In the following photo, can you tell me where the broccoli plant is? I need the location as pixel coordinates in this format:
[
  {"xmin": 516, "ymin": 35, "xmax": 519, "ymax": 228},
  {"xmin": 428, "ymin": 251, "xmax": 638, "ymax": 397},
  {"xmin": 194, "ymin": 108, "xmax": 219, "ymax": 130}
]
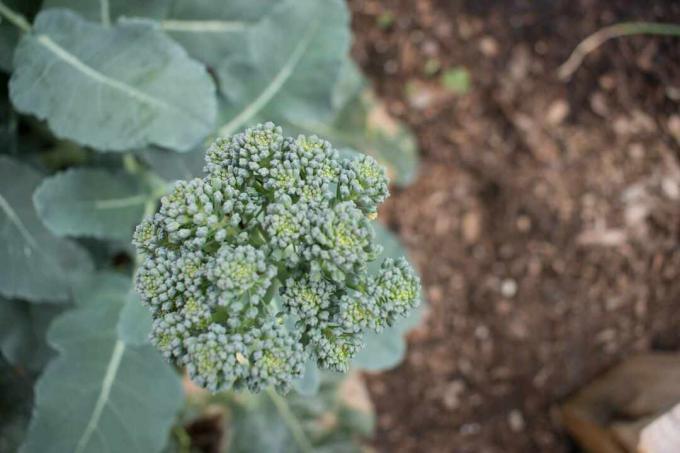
[
  {"xmin": 0, "ymin": 0, "xmax": 423, "ymax": 451},
  {"xmin": 134, "ymin": 123, "xmax": 420, "ymax": 393}
]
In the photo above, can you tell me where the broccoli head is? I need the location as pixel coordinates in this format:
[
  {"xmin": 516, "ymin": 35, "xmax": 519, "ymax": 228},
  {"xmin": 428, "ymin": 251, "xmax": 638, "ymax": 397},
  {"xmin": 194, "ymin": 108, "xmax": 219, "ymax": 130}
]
[{"xmin": 133, "ymin": 123, "xmax": 420, "ymax": 392}]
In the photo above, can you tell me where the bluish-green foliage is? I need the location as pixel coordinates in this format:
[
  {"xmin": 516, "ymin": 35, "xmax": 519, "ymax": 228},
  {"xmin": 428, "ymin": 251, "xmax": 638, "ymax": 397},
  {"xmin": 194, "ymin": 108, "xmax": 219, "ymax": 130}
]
[
  {"xmin": 134, "ymin": 123, "xmax": 420, "ymax": 392},
  {"xmin": 0, "ymin": 0, "xmax": 423, "ymax": 451}
]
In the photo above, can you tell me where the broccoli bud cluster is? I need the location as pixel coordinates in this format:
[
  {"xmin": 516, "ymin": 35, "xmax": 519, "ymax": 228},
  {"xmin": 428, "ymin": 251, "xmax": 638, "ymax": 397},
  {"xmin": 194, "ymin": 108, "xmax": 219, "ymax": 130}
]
[{"xmin": 133, "ymin": 123, "xmax": 420, "ymax": 392}]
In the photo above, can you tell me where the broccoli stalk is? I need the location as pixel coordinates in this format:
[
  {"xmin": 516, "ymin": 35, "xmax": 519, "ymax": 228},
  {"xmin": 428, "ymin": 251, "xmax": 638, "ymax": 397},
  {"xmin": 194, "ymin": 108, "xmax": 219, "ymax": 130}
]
[{"xmin": 133, "ymin": 123, "xmax": 420, "ymax": 393}]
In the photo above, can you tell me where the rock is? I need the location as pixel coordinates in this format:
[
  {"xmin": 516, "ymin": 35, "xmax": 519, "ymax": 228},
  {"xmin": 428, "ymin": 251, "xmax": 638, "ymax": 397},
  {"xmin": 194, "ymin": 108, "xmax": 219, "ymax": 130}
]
[
  {"xmin": 546, "ymin": 99, "xmax": 570, "ymax": 125},
  {"xmin": 509, "ymin": 409, "xmax": 525, "ymax": 432}
]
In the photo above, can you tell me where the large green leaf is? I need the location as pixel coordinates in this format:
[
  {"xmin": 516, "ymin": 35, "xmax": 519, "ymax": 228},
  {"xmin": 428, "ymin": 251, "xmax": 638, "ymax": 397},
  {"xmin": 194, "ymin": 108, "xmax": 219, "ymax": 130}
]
[
  {"xmin": 71, "ymin": 271, "xmax": 151, "ymax": 345},
  {"xmin": 33, "ymin": 168, "xmax": 150, "ymax": 241},
  {"xmin": 0, "ymin": 156, "xmax": 93, "ymax": 303},
  {"xmin": 39, "ymin": 0, "xmax": 268, "ymax": 70},
  {"xmin": 0, "ymin": 297, "xmax": 62, "ymax": 372},
  {"xmin": 117, "ymin": 293, "xmax": 152, "ymax": 346},
  {"xmin": 217, "ymin": 0, "xmax": 350, "ymax": 137},
  {"xmin": 140, "ymin": 146, "xmax": 206, "ymax": 181},
  {"xmin": 162, "ymin": 0, "xmax": 271, "ymax": 69},
  {"xmin": 42, "ymin": 0, "xmax": 171, "ymax": 22},
  {"xmin": 20, "ymin": 273, "xmax": 183, "ymax": 453},
  {"xmin": 10, "ymin": 9, "xmax": 216, "ymax": 152},
  {"xmin": 73, "ymin": 270, "xmax": 130, "ymax": 306}
]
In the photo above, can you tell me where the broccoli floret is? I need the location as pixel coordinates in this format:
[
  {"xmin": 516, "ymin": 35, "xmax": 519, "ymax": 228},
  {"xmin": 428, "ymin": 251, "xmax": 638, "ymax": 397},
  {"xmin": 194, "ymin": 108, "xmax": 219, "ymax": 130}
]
[
  {"xmin": 312, "ymin": 326, "xmax": 364, "ymax": 373},
  {"xmin": 339, "ymin": 154, "xmax": 389, "ymax": 214},
  {"xmin": 134, "ymin": 122, "xmax": 420, "ymax": 393},
  {"xmin": 370, "ymin": 257, "xmax": 421, "ymax": 323}
]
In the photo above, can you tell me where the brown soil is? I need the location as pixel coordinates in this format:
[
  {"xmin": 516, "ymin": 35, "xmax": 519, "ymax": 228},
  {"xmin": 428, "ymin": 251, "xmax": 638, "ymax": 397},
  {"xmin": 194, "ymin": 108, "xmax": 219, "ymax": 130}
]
[{"xmin": 348, "ymin": 1, "xmax": 680, "ymax": 451}]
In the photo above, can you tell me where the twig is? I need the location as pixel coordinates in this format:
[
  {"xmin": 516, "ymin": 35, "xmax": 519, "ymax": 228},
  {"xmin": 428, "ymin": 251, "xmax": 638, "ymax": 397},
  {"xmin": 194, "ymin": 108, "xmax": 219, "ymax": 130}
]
[{"xmin": 558, "ymin": 22, "xmax": 680, "ymax": 81}]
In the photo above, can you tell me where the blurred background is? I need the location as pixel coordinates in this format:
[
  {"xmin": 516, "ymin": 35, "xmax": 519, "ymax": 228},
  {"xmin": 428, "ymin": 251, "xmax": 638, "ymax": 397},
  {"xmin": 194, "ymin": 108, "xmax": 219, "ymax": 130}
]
[{"xmin": 347, "ymin": 1, "xmax": 680, "ymax": 452}]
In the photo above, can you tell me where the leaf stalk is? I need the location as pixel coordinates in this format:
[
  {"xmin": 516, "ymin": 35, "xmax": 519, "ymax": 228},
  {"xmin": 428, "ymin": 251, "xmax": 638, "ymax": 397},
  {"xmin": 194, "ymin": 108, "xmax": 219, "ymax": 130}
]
[{"xmin": 0, "ymin": 1, "xmax": 31, "ymax": 33}]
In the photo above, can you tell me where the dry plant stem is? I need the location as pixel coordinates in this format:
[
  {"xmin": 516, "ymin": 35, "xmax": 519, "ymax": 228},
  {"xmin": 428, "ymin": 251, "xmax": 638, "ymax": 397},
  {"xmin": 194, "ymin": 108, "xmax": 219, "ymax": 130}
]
[{"xmin": 558, "ymin": 22, "xmax": 680, "ymax": 80}]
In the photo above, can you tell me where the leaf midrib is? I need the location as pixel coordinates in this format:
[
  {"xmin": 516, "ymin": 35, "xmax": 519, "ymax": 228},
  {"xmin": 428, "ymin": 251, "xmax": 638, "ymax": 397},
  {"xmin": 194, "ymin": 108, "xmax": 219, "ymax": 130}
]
[
  {"xmin": 160, "ymin": 19, "xmax": 249, "ymax": 33},
  {"xmin": 34, "ymin": 32, "xmax": 209, "ymax": 128},
  {"xmin": 0, "ymin": 191, "xmax": 39, "ymax": 250},
  {"xmin": 92, "ymin": 194, "xmax": 148, "ymax": 210},
  {"xmin": 218, "ymin": 19, "xmax": 320, "ymax": 137},
  {"xmin": 74, "ymin": 339, "xmax": 126, "ymax": 453}
]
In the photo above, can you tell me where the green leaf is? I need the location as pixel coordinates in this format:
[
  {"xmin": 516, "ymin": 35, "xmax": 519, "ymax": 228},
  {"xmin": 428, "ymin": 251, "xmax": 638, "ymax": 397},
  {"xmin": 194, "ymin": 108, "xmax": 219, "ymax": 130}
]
[
  {"xmin": 10, "ymin": 9, "xmax": 216, "ymax": 152},
  {"xmin": 353, "ymin": 326, "xmax": 406, "ymax": 372},
  {"xmin": 440, "ymin": 67, "xmax": 471, "ymax": 94},
  {"xmin": 39, "ymin": 0, "xmax": 268, "ymax": 70},
  {"xmin": 20, "ymin": 273, "xmax": 183, "ymax": 453},
  {"xmin": 73, "ymin": 270, "xmax": 130, "ymax": 306},
  {"xmin": 141, "ymin": 146, "xmax": 205, "ymax": 181},
  {"xmin": 117, "ymin": 293, "xmax": 152, "ymax": 346},
  {"xmin": 42, "ymin": 0, "xmax": 171, "ymax": 22},
  {"xmin": 0, "ymin": 297, "xmax": 62, "ymax": 372},
  {"xmin": 0, "ymin": 156, "xmax": 93, "ymax": 303},
  {"xmin": 161, "ymin": 0, "xmax": 271, "ymax": 69},
  {"xmin": 33, "ymin": 168, "xmax": 150, "ymax": 241},
  {"xmin": 217, "ymin": 0, "xmax": 350, "ymax": 137}
]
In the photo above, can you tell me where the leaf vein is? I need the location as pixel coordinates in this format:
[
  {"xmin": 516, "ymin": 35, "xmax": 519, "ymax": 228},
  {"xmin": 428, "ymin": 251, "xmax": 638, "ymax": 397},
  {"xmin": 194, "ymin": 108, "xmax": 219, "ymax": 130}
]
[
  {"xmin": 218, "ymin": 20, "xmax": 319, "ymax": 137},
  {"xmin": 35, "ymin": 34, "xmax": 208, "ymax": 129},
  {"xmin": 0, "ymin": 191, "xmax": 38, "ymax": 250},
  {"xmin": 74, "ymin": 339, "xmax": 126, "ymax": 453},
  {"xmin": 160, "ymin": 19, "xmax": 248, "ymax": 33}
]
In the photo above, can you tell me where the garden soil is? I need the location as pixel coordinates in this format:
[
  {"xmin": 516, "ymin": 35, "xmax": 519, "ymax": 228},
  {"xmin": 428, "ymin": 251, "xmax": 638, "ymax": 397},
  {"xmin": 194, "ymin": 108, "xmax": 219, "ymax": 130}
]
[{"xmin": 347, "ymin": 0, "xmax": 680, "ymax": 451}]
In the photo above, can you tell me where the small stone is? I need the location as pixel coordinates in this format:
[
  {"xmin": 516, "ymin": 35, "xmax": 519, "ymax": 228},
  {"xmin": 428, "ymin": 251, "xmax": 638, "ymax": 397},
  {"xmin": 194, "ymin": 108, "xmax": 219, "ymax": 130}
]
[
  {"xmin": 474, "ymin": 325, "xmax": 490, "ymax": 340},
  {"xmin": 628, "ymin": 143, "xmax": 645, "ymax": 160},
  {"xmin": 500, "ymin": 279, "xmax": 518, "ymax": 298},
  {"xmin": 590, "ymin": 92, "xmax": 608, "ymax": 117},
  {"xmin": 479, "ymin": 36, "xmax": 499, "ymax": 57},
  {"xmin": 462, "ymin": 210, "xmax": 481, "ymax": 243},
  {"xmin": 508, "ymin": 410, "xmax": 525, "ymax": 432},
  {"xmin": 598, "ymin": 74, "xmax": 616, "ymax": 91},
  {"xmin": 428, "ymin": 285, "xmax": 443, "ymax": 303},
  {"xmin": 405, "ymin": 80, "xmax": 436, "ymax": 110},
  {"xmin": 661, "ymin": 177, "xmax": 680, "ymax": 200},
  {"xmin": 516, "ymin": 215, "xmax": 531, "ymax": 232},
  {"xmin": 384, "ymin": 59, "xmax": 399, "ymax": 75},
  {"xmin": 546, "ymin": 99, "xmax": 569, "ymax": 125},
  {"xmin": 442, "ymin": 380, "xmax": 466, "ymax": 410}
]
